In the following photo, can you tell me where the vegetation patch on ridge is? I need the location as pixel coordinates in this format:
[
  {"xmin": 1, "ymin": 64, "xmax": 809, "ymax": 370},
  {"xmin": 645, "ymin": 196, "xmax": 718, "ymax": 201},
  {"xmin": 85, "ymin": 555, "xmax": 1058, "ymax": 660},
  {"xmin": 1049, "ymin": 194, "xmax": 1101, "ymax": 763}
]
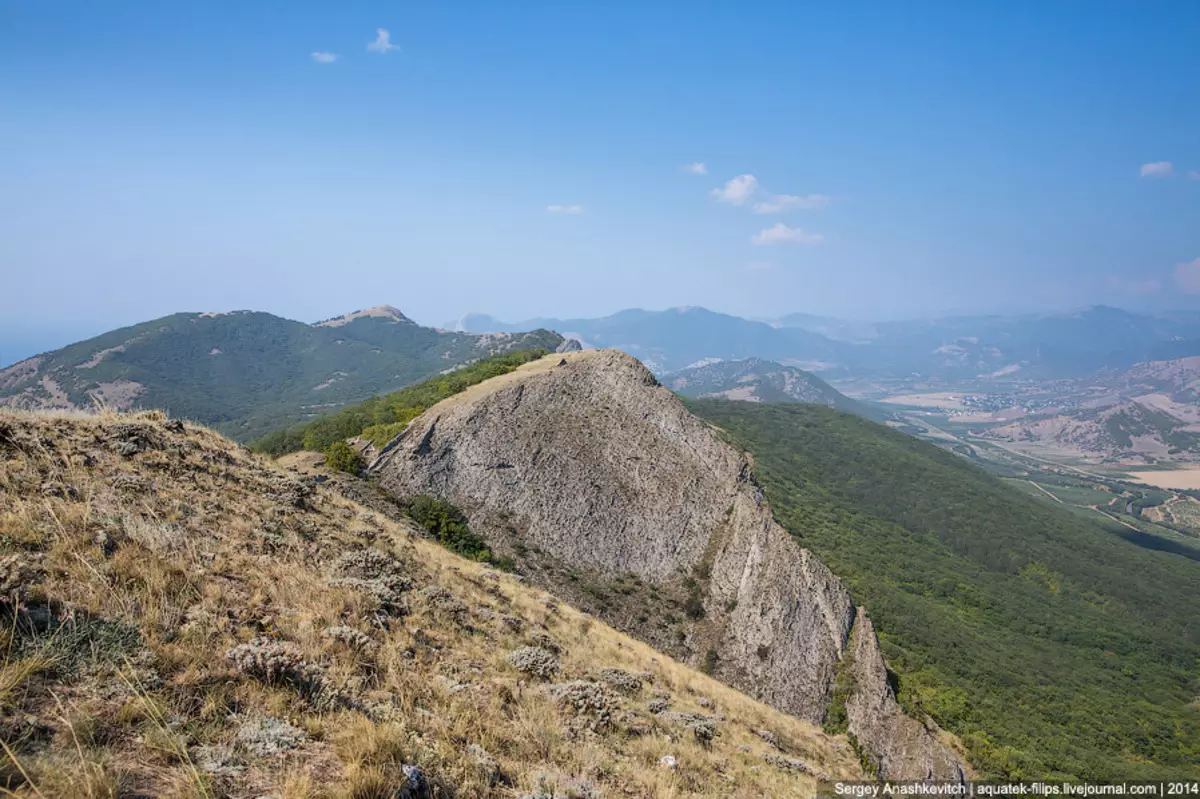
[
  {"xmin": 402, "ymin": 494, "xmax": 496, "ymax": 565},
  {"xmin": 252, "ymin": 349, "xmax": 550, "ymax": 457}
]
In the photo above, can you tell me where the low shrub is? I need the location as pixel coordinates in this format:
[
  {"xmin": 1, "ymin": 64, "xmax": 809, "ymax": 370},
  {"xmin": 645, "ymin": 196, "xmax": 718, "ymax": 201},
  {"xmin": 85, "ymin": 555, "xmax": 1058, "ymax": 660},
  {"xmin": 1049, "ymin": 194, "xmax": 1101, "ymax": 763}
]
[{"xmin": 325, "ymin": 441, "xmax": 364, "ymax": 474}]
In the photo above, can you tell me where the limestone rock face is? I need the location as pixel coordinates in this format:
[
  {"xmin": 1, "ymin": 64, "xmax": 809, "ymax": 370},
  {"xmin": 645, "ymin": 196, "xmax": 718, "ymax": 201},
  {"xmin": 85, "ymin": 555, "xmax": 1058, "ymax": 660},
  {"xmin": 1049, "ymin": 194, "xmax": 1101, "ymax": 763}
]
[
  {"xmin": 846, "ymin": 610, "xmax": 967, "ymax": 781},
  {"xmin": 370, "ymin": 349, "xmax": 964, "ymax": 778},
  {"xmin": 555, "ymin": 337, "xmax": 584, "ymax": 353}
]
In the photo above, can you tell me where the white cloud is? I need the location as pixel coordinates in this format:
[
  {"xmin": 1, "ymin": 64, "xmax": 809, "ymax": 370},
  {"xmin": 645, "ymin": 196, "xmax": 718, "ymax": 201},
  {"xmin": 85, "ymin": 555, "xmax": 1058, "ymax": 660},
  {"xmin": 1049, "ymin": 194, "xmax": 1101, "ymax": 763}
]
[
  {"xmin": 752, "ymin": 193, "xmax": 830, "ymax": 214},
  {"xmin": 1175, "ymin": 258, "xmax": 1200, "ymax": 293},
  {"xmin": 710, "ymin": 174, "xmax": 758, "ymax": 205},
  {"xmin": 1140, "ymin": 161, "xmax": 1174, "ymax": 178},
  {"xmin": 546, "ymin": 204, "xmax": 584, "ymax": 214},
  {"xmin": 1189, "ymin": 170, "xmax": 1200, "ymax": 181},
  {"xmin": 681, "ymin": 162, "xmax": 708, "ymax": 175},
  {"xmin": 751, "ymin": 223, "xmax": 823, "ymax": 246},
  {"xmin": 311, "ymin": 51, "xmax": 338, "ymax": 64},
  {"xmin": 367, "ymin": 28, "xmax": 398, "ymax": 53}
]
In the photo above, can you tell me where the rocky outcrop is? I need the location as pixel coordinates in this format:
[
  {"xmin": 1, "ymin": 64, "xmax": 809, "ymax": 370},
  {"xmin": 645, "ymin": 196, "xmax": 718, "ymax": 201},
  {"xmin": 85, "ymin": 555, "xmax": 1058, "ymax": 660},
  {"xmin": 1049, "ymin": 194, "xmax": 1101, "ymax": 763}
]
[
  {"xmin": 369, "ymin": 349, "xmax": 965, "ymax": 778},
  {"xmin": 555, "ymin": 337, "xmax": 583, "ymax": 353},
  {"xmin": 845, "ymin": 611, "xmax": 966, "ymax": 781}
]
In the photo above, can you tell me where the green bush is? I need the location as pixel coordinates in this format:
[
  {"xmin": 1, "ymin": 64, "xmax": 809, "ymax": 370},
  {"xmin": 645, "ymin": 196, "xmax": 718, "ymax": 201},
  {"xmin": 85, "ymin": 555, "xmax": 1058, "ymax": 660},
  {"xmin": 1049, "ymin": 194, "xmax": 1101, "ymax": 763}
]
[
  {"xmin": 403, "ymin": 494, "xmax": 492, "ymax": 563},
  {"xmin": 848, "ymin": 733, "xmax": 879, "ymax": 779},
  {"xmin": 823, "ymin": 652, "xmax": 856, "ymax": 734},
  {"xmin": 360, "ymin": 420, "xmax": 414, "ymax": 449},
  {"xmin": 324, "ymin": 441, "xmax": 364, "ymax": 474},
  {"xmin": 252, "ymin": 427, "xmax": 307, "ymax": 457}
]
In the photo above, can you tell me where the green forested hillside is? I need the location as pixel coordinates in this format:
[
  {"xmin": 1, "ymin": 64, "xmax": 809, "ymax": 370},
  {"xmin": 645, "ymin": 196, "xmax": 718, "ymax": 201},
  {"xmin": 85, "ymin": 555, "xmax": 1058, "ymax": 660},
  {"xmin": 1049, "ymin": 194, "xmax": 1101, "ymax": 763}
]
[
  {"xmin": 252, "ymin": 348, "xmax": 551, "ymax": 456},
  {"xmin": 688, "ymin": 400, "xmax": 1200, "ymax": 781},
  {"xmin": 0, "ymin": 308, "xmax": 563, "ymax": 441}
]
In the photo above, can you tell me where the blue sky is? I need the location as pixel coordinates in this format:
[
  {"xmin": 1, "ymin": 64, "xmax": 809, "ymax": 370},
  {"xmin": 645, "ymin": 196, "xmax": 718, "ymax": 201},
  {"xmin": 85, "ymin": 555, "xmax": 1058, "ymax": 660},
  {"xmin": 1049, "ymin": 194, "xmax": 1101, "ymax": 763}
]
[{"xmin": 1, "ymin": 1, "xmax": 1198, "ymax": 361}]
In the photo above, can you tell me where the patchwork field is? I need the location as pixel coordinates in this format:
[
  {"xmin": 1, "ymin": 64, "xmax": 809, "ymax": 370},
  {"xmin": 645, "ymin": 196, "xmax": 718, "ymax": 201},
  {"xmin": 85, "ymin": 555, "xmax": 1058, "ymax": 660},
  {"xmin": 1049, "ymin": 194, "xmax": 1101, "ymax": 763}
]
[{"xmin": 1125, "ymin": 468, "xmax": 1200, "ymax": 491}]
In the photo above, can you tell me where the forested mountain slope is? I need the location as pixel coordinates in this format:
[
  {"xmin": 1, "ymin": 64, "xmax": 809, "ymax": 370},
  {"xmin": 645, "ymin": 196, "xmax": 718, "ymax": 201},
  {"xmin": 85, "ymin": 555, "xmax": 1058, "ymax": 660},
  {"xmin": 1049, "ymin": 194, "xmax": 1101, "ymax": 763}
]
[
  {"xmin": 250, "ymin": 349, "xmax": 555, "ymax": 456},
  {"xmin": 688, "ymin": 401, "xmax": 1200, "ymax": 781},
  {"xmin": 0, "ymin": 307, "xmax": 563, "ymax": 441}
]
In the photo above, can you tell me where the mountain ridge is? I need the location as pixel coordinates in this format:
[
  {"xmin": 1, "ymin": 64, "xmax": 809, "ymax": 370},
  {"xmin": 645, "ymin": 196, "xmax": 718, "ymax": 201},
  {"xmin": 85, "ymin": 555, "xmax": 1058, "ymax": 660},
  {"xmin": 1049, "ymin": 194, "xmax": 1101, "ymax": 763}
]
[
  {"xmin": 450, "ymin": 305, "xmax": 1200, "ymax": 379},
  {"xmin": 449, "ymin": 307, "xmax": 839, "ymax": 373},
  {"xmin": 662, "ymin": 357, "xmax": 878, "ymax": 419},
  {"xmin": 0, "ymin": 308, "xmax": 564, "ymax": 442}
]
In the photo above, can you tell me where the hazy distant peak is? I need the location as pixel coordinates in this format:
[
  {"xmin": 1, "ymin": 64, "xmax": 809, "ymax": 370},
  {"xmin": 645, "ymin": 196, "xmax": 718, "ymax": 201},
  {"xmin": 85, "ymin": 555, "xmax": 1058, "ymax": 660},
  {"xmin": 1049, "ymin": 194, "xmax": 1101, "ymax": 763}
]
[
  {"xmin": 1051, "ymin": 304, "xmax": 1135, "ymax": 320},
  {"xmin": 313, "ymin": 305, "xmax": 412, "ymax": 328},
  {"xmin": 447, "ymin": 312, "xmax": 509, "ymax": 332},
  {"xmin": 664, "ymin": 356, "xmax": 876, "ymax": 419}
]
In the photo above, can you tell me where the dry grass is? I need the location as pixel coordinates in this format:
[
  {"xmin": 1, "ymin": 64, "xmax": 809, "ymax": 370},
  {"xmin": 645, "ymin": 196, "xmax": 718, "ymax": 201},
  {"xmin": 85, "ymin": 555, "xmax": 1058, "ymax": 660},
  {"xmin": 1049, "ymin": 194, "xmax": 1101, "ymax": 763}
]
[{"xmin": 0, "ymin": 408, "xmax": 864, "ymax": 797}]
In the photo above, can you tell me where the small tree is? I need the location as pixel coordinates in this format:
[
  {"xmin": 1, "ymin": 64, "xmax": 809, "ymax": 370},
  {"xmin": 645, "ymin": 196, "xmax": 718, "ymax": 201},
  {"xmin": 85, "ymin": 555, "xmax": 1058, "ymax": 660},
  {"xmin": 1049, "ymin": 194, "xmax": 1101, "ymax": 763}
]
[
  {"xmin": 325, "ymin": 441, "xmax": 364, "ymax": 474},
  {"xmin": 404, "ymin": 494, "xmax": 493, "ymax": 562}
]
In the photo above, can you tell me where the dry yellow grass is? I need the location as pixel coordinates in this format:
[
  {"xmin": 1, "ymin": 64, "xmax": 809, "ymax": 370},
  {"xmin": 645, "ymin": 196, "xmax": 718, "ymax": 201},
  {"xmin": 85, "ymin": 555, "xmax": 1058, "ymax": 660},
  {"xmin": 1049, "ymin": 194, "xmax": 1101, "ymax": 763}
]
[{"xmin": 0, "ymin": 409, "xmax": 864, "ymax": 797}]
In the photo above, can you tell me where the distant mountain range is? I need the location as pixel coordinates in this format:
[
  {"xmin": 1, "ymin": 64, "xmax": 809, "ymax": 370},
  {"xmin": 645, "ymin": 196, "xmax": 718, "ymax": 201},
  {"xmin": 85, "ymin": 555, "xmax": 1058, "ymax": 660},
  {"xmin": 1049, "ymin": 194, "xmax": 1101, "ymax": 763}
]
[
  {"xmin": 451, "ymin": 305, "xmax": 1200, "ymax": 380},
  {"xmin": 8, "ymin": 302, "xmax": 1200, "ymax": 445},
  {"xmin": 764, "ymin": 312, "xmax": 881, "ymax": 343},
  {"xmin": 449, "ymin": 307, "xmax": 837, "ymax": 373},
  {"xmin": 0, "ymin": 306, "xmax": 564, "ymax": 441},
  {"xmin": 663, "ymin": 357, "xmax": 878, "ymax": 419},
  {"xmin": 843, "ymin": 306, "xmax": 1200, "ymax": 379}
]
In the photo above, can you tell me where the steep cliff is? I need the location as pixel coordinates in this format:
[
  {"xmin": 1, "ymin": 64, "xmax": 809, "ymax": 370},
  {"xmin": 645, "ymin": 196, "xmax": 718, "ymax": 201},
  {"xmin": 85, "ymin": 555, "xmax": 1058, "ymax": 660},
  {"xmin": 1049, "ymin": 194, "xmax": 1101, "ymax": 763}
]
[
  {"xmin": 845, "ymin": 611, "xmax": 966, "ymax": 780},
  {"xmin": 369, "ymin": 349, "xmax": 966, "ymax": 779}
]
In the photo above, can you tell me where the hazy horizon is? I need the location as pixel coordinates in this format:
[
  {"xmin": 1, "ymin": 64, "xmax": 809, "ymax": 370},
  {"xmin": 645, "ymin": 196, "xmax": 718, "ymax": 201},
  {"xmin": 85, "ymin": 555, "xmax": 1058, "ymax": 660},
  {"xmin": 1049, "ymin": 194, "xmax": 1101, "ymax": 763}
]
[
  {"xmin": 2, "ymin": 2, "xmax": 1197, "ymax": 364},
  {"xmin": 4, "ymin": 299, "xmax": 1199, "ymax": 370}
]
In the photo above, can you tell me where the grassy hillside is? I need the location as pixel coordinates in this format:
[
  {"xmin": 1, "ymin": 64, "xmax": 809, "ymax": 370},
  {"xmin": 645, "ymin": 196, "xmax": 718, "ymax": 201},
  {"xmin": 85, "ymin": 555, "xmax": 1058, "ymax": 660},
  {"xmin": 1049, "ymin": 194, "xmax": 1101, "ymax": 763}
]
[
  {"xmin": 0, "ymin": 408, "xmax": 862, "ymax": 797},
  {"xmin": 0, "ymin": 309, "xmax": 563, "ymax": 442},
  {"xmin": 252, "ymin": 349, "xmax": 552, "ymax": 456},
  {"xmin": 688, "ymin": 400, "xmax": 1200, "ymax": 781}
]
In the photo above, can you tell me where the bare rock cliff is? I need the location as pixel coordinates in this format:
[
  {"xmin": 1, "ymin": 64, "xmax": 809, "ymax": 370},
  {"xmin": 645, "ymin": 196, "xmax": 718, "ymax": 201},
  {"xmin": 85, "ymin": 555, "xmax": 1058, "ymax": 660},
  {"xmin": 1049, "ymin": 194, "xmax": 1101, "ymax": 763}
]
[
  {"xmin": 846, "ymin": 611, "xmax": 967, "ymax": 780},
  {"xmin": 369, "ymin": 349, "xmax": 965, "ymax": 779}
]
